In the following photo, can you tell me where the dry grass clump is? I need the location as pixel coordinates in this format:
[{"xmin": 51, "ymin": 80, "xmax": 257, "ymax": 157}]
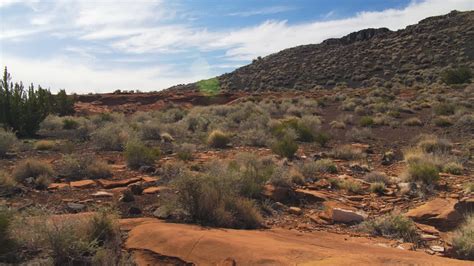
[
  {"xmin": 370, "ymin": 182, "xmax": 386, "ymax": 194},
  {"xmin": 173, "ymin": 164, "xmax": 263, "ymax": 229},
  {"xmin": 12, "ymin": 159, "xmax": 54, "ymax": 188},
  {"xmin": 359, "ymin": 116, "xmax": 374, "ymax": 127},
  {"xmin": 59, "ymin": 154, "xmax": 112, "ymax": 180},
  {"xmin": 442, "ymin": 162, "xmax": 463, "ymax": 175},
  {"xmin": 124, "ymin": 141, "xmax": 159, "ymax": 170},
  {"xmin": 341, "ymin": 179, "xmax": 363, "ymax": 194},
  {"xmin": 139, "ymin": 122, "xmax": 162, "ymax": 140},
  {"xmin": 403, "ymin": 117, "xmax": 423, "ymax": 126},
  {"xmin": 452, "ymin": 214, "xmax": 474, "ymax": 260},
  {"xmin": 331, "ymin": 145, "xmax": 364, "ymax": 160},
  {"xmin": 346, "ymin": 127, "xmax": 373, "ymax": 142},
  {"xmin": 433, "ymin": 116, "xmax": 453, "ymax": 127},
  {"xmin": 405, "ymin": 158, "xmax": 439, "ymax": 185},
  {"xmin": 0, "ymin": 171, "xmax": 16, "ymax": 196},
  {"xmin": 0, "ymin": 208, "xmax": 17, "ymax": 262},
  {"xmin": 330, "ymin": 120, "xmax": 346, "ymax": 129},
  {"xmin": 416, "ymin": 135, "xmax": 452, "ymax": 154},
  {"xmin": 363, "ymin": 172, "xmax": 390, "ymax": 184},
  {"xmin": 207, "ymin": 130, "xmax": 230, "ymax": 148},
  {"xmin": 311, "ymin": 159, "xmax": 338, "ymax": 174},
  {"xmin": 434, "ymin": 102, "xmax": 456, "ymax": 116},
  {"xmin": 0, "ymin": 128, "xmax": 16, "ymax": 156},
  {"xmin": 359, "ymin": 214, "xmax": 419, "ymax": 243},
  {"xmin": 176, "ymin": 143, "xmax": 196, "ymax": 161},
  {"xmin": 465, "ymin": 183, "xmax": 474, "ymax": 193},
  {"xmin": 34, "ymin": 140, "xmax": 56, "ymax": 151},
  {"xmin": 9, "ymin": 209, "xmax": 120, "ymax": 265}
]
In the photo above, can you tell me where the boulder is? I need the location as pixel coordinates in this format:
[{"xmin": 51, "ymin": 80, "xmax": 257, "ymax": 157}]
[
  {"xmin": 288, "ymin": 207, "xmax": 303, "ymax": 215},
  {"xmin": 97, "ymin": 177, "xmax": 141, "ymax": 189},
  {"xmin": 48, "ymin": 183, "xmax": 69, "ymax": 190},
  {"xmin": 67, "ymin": 202, "xmax": 86, "ymax": 213},
  {"xmin": 332, "ymin": 208, "xmax": 367, "ymax": 224},
  {"xmin": 405, "ymin": 198, "xmax": 462, "ymax": 230},
  {"xmin": 294, "ymin": 189, "xmax": 328, "ymax": 202}
]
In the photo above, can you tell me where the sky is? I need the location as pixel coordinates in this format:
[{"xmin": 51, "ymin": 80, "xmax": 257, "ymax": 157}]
[{"xmin": 0, "ymin": 0, "xmax": 473, "ymax": 93}]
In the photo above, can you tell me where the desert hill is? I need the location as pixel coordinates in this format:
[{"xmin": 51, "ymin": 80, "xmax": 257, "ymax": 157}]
[{"xmin": 168, "ymin": 10, "xmax": 473, "ymax": 93}]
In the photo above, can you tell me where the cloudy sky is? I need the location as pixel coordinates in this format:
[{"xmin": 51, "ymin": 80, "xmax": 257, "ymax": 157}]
[{"xmin": 0, "ymin": 0, "xmax": 473, "ymax": 93}]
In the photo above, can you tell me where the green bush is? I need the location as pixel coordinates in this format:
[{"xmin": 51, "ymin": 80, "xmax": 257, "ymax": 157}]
[
  {"xmin": 176, "ymin": 143, "xmax": 196, "ymax": 161},
  {"xmin": 62, "ymin": 118, "xmax": 80, "ymax": 130},
  {"xmin": 407, "ymin": 161, "xmax": 439, "ymax": 184},
  {"xmin": 452, "ymin": 214, "xmax": 474, "ymax": 260},
  {"xmin": 313, "ymin": 159, "xmax": 338, "ymax": 174},
  {"xmin": 370, "ymin": 182, "xmax": 386, "ymax": 195},
  {"xmin": 124, "ymin": 141, "xmax": 158, "ymax": 169},
  {"xmin": 313, "ymin": 132, "xmax": 330, "ymax": 147},
  {"xmin": 271, "ymin": 118, "xmax": 316, "ymax": 142},
  {"xmin": 443, "ymin": 162, "xmax": 463, "ymax": 175},
  {"xmin": 12, "ymin": 159, "xmax": 54, "ymax": 184},
  {"xmin": 207, "ymin": 130, "xmax": 230, "ymax": 148},
  {"xmin": 359, "ymin": 116, "xmax": 374, "ymax": 127},
  {"xmin": 341, "ymin": 180, "xmax": 363, "ymax": 194},
  {"xmin": 0, "ymin": 129, "xmax": 16, "ymax": 156},
  {"xmin": 441, "ymin": 66, "xmax": 472, "ymax": 85},
  {"xmin": 271, "ymin": 134, "xmax": 298, "ymax": 159},
  {"xmin": 360, "ymin": 214, "xmax": 419, "ymax": 243}
]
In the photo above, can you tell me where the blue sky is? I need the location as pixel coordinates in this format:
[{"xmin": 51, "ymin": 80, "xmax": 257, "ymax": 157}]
[{"xmin": 0, "ymin": 0, "xmax": 473, "ymax": 93}]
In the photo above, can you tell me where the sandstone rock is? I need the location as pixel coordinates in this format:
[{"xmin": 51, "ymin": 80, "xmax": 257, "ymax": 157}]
[
  {"xmin": 70, "ymin": 180, "xmax": 96, "ymax": 189},
  {"xmin": 261, "ymin": 184, "xmax": 293, "ymax": 202},
  {"xmin": 153, "ymin": 206, "xmax": 170, "ymax": 219},
  {"xmin": 143, "ymin": 186, "xmax": 170, "ymax": 194},
  {"xmin": 454, "ymin": 197, "xmax": 474, "ymax": 214},
  {"xmin": 48, "ymin": 183, "xmax": 69, "ymax": 190},
  {"xmin": 294, "ymin": 189, "xmax": 328, "ymax": 202},
  {"xmin": 430, "ymin": 246, "xmax": 445, "ymax": 253},
  {"xmin": 405, "ymin": 198, "xmax": 462, "ymax": 230},
  {"xmin": 141, "ymin": 176, "xmax": 157, "ymax": 185},
  {"xmin": 421, "ymin": 234, "xmax": 439, "ymax": 241},
  {"xmin": 397, "ymin": 243, "xmax": 415, "ymax": 251},
  {"xmin": 332, "ymin": 208, "xmax": 367, "ymax": 224},
  {"xmin": 97, "ymin": 177, "xmax": 141, "ymax": 189},
  {"xmin": 288, "ymin": 207, "xmax": 303, "ymax": 215},
  {"xmin": 91, "ymin": 191, "xmax": 114, "ymax": 198},
  {"xmin": 416, "ymin": 223, "xmax": 440, "ymax": 235}
]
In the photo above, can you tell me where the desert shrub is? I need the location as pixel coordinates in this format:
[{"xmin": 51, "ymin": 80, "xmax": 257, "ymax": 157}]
[
  {"xmin": 232, "ymin": 153, "xmax": 274, "ymax": 198},
  {"xmin": 359, "ymin": 214, "xmax": 419, "ymax": 243},
  {"xmin": 34, "ymin": 174, "xmax": 52, "ymax": 190},
  {"xmin": 417, "ymin": 135, "xmax": 452, "ymax": 154},
  {"xmin": 34, "ymin": 140, "xmax": 55, "ymax": 151},
  {"xmin": 40, "ymin": 115, "xmax": 63, "ymax": 131},
  {"xmin": 370, "ymin": 182, "xmax": 386, "ymax": 195},
  {"xmin": 12, "ymin": 159, "xmax": 54, "ymax": 184},
  {"xmin": 139, "ymin": 122, "xmax": 161, "ymax": 140},
  {"xmin": 330, "ymin": 120, "xmax": 346, "ymax": 129},
  {"xmin": 452, "ymin": 214, "xmax": 474, "ymax": 260},
  {"xmin": 434, "ymin": 102, "xmax": 456, "ymax": 116},
  {"xmin": 0, "ymin": 208, "xmax": 17, "ymax": 262},
  {"xmin": 160, "ymin": 132, "xmax": 174, "ymax": 142},
  {"xmin": 433, "ymin": 116, "xmax": 453, "ymax": 127},
  {"xmin": 271, "ymin": 134, "xmax": 298, "ymax": 159},
  {"xmin": 271, "ymin": 117, "xmax": 318, "ymax": 142},
  {"xmin": 313, "ymin": 159, "xmax": 338, "ymax": 174},
  {"xmin": 59, "ymin": 154, "xmax": 111, "ymax": 180},
  {"xmin": 0, "ymin": 171, "xmax": 16, "ymax": 196},
  {"xmin": 62, "ymin": 118, "xmax": 80, "ymax": 130},
  {"xmin": 173, "ymin": 169, "xmax": 262, "ymax": 229},
  {"xmin": 443, "ymin": 162, "xmax": 463, "ymax": 175},
  {"xmin": 455, "ymin": 114, "xmax": 474, "ymax": 132},
  {"xmin": 176, "ymin": 143, "xmax": 196, "ymax": 161},
  {"xmin": 240, "ymin": 128, "xmax": 270, "ymax": 147},
  {"xmin": 341, "ymin": 180, "xmax": 363, "ymax": 194},
  {"xmin": 346, "ymin": 127, "xmax": 373, "ymax": 142},
  {"xmin": 441, "ymin": 66, "xmax": 472, "ymax": 85},
  {"xmin": 465, "ymin": 183, "xmax": 474, "ymax": 193},
  {"xmin": 269, "ymin": 165, "xmax": 293, "ymax": 187},
  {"xmin": 403, "ymin": 117, "xmax": 423, "ymax": 126},
  {"xmin": 0, "ymin": 128, "xmax": 16, "ymax": 156},
  {"xmin": 406, "ymin": 160, "xmax": 439, "ymax": 184},
  {"xmin": 359, "ymin": 116, "xmax": 374, "ymax": 127},
  {"xmin": 363, "ymin": 172, "xmax": 390, "ymax": 184},
  {"xmin": 124, "ymin": 141, "xmax": 159, "ymax": 170},
  {"xmin": 331, "ymin": 145, "xmax": 364, "ymax": 160},
  {"xmin": 91, "ymin": 123, "xmax": 131, "ymax": 151},
  {"xmin": 207, "ymin": 130, "xmax": 230, "ymax": 148},
  {"xmin": 328, "ymin": 177, "xmax": 342, "ymax": 189},
  {"xmin": 313, "ymin": 132, "xmax": 330, "ymax": 147}
]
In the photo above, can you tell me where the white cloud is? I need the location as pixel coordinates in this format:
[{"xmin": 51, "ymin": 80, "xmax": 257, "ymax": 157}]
[
  {"xmin": 0, "ymin": 55, "xmax": 208, "ymax": 93},
  {"xmin": 228, "ymin": 6, "xmax": 296, "ymax": 17}
]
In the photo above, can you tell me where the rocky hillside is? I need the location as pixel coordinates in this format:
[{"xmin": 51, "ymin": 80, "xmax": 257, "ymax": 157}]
[{"xmin": 173, "ymin": 10, "xmax": 474, "ymax": 92}]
